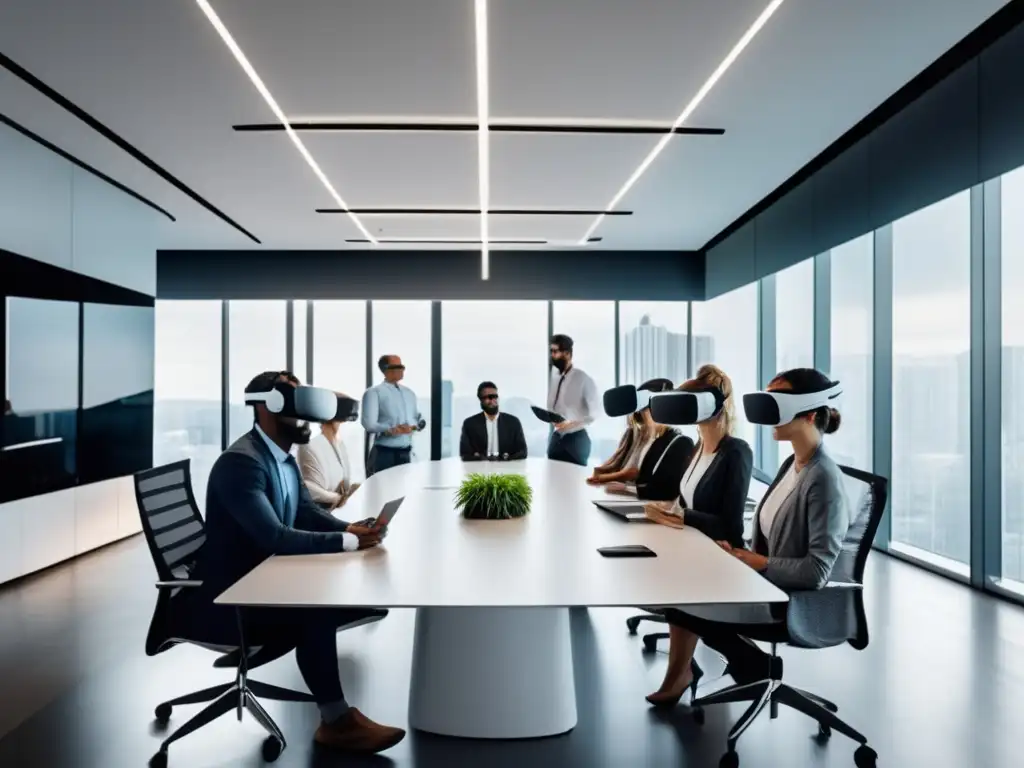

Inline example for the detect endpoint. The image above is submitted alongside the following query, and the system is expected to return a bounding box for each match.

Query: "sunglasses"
[385,364,406,371]
[480,394,499,401]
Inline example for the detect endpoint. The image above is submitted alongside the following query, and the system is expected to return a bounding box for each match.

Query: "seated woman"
[601,379,695,501]
[643,364,752,547]
[646,367,849,708]
[297,408,360,510]
[585,379,669,486]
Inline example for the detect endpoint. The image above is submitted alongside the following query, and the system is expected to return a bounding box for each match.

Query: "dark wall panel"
[704,221,755,298]
[157,249,705,301]
[810,140,871,254]
[868,61,980,228]
[979,22,1024,181]
[753,179,817,278]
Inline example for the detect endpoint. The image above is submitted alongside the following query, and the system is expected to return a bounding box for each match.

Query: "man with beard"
[458,381,528,461]
[175,371,406,755]
[547,334,598,466]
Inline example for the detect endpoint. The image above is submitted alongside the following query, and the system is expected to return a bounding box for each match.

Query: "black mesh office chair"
[689,464,886,768]
[136,460,383,766]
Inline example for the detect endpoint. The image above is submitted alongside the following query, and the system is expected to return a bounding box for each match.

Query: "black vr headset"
[602,378,674,418]
[244,383,359,423]
[648,387,726,425]
[742,381,842,426]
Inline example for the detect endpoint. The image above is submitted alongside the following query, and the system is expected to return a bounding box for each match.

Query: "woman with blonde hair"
[643,364,753,706]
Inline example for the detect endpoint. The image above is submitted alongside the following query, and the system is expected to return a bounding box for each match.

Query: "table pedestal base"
[408,607,577,739]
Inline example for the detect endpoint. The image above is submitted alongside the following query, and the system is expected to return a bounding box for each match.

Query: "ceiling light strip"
[475,0,490,280]
[578,0,787,244]
[194,0,376,243]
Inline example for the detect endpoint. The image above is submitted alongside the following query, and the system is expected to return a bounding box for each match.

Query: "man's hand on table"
[346,523,387,549]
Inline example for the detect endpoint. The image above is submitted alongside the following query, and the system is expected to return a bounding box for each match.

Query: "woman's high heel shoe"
[646,659,705,708]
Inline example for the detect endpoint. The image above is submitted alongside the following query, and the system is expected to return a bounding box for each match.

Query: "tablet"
[530,406,565,424]
[373,496,405,528]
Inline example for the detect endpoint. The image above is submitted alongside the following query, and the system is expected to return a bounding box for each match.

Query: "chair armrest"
[155,580,203,589]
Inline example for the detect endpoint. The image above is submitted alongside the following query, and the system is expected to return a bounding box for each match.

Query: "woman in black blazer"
[595,379,695,500]
[643,364,753,707]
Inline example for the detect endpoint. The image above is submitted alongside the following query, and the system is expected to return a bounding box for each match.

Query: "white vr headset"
[742,382,842,426]
[649,388,725,425]
[244,383,359,423]
[603,378,675,418]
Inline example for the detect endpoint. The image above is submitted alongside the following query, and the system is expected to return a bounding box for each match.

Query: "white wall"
[0,121,160,585]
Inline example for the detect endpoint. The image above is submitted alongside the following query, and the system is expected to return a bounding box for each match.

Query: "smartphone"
[597,545,656,558]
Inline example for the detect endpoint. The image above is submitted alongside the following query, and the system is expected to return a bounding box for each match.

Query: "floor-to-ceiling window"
[691,285,759,453]
[226,301,288,446]
[551,301,617,464]
[440,301,548,459]
[311,301,368,480]
[1001,166,1024,587]
[890,191,971,571]
[154,301,223,508]
[371,301,432,462]
[774,257,816,465]
[292,300,308,383]
[829,235,874,472]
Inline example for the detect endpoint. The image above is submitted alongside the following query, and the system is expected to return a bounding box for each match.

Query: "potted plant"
[454,473,532,520]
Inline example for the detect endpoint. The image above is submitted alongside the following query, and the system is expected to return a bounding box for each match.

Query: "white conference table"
[217,458,787,740]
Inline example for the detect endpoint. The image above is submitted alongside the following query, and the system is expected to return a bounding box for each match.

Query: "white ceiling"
[0,0,1011,252]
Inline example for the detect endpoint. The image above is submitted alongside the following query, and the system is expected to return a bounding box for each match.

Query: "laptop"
[591,500,650,522]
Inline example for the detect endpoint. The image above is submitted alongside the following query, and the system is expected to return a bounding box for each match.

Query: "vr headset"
[648,387,725,425]
[742,381,842,426]
[244,383,359,423]
[602,378,677,418]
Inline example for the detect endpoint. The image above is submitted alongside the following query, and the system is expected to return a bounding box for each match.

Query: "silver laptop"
[591,500,649,522]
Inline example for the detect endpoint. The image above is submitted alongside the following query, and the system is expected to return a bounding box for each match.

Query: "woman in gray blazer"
[647,367,850,708]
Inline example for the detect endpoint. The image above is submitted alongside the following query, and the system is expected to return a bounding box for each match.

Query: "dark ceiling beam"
[233,121,724,137]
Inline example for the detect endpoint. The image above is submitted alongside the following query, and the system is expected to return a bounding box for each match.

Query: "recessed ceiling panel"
[490,133,656,210]
[215,0,476,117]
[490,0,768,120]
[300,132,478,208]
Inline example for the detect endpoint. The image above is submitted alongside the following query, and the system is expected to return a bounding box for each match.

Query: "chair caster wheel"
[817,723,832,740]
[626,617,641,635]
[692,706,705,725]
[262,735,284,762]
[154,703,172,723]
[854,745,877,767]
[719,749,739,768]
[149,751,168,768]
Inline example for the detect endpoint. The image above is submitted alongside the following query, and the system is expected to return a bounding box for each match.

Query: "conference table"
[216,458,788,740]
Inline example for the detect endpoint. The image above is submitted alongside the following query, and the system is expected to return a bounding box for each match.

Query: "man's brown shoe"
[314,708,406,754]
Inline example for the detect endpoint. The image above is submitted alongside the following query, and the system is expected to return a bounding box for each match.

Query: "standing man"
[547,334,598,466]
[362,354,423,476]
[459,381,528,461]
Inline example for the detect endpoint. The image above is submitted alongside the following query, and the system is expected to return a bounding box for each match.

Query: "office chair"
[135,460,384,766]
[689,464,886,768]
[625,467,773,653]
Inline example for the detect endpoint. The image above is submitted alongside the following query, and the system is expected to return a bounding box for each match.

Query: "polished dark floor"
[0,537,1021,768]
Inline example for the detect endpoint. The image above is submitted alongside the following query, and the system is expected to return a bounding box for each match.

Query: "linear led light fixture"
[194,0,376,243]
[578,0,787,244]
[475,0,490,280]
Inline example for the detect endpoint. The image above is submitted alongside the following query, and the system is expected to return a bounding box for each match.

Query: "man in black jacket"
[459,381,528,461]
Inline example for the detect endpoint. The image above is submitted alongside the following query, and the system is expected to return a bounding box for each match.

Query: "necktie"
[283,456,298,526]
[553,373,566,410]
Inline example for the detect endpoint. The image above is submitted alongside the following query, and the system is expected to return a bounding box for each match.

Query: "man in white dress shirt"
[547,334,598,466]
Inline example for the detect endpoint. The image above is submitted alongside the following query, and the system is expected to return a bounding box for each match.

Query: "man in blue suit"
[179,371,405,755]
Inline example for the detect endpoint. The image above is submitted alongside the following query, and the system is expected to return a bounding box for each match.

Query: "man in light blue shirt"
[362,354,423,476]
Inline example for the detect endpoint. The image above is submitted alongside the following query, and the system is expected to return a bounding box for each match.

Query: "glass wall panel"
[890,191,971,569]
[829,236,874,472]
[311,301,368,480]
[227,301,288,447]
[154,300,222,508]
[774,258,816,466]
[440,301,548,459]
[1001,166,1024,585]
[691,285,759,453]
